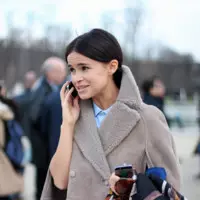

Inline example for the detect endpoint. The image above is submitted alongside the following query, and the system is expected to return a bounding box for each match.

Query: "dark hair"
[65,29,123,88]
[142,80,153,94]
[142,75,162,94]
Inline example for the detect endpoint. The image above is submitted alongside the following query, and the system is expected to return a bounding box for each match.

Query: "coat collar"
[74,65,143,180]
[117,65,142,108]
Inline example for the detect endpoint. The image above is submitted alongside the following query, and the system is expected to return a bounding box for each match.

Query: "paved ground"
[22,126,200,200]
[172,126,200,200]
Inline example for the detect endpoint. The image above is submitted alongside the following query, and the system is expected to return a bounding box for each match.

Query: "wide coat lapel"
[74,100,111,180]
[98,101,140,156]
[98,65,142,155]
[74,65,143,180]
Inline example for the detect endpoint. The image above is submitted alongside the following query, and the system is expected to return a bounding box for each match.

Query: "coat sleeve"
[0,102,14,120]
[142,104,181,191]
[41,169,67,200]
[0,151,24,196]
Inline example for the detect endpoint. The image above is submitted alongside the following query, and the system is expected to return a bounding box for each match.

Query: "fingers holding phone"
[67,82,78,98]
[109,173,120,195]
[60,81,80,126]
[109,164,136,197]
[66,82,79,109]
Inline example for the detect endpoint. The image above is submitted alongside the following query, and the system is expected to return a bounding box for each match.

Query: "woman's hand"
[109,173,120,195]
[60,81,80,127]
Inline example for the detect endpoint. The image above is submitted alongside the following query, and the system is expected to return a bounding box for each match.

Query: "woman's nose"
[72,74,84,84]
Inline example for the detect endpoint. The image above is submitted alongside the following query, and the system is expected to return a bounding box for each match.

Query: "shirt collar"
[93,102,112,117]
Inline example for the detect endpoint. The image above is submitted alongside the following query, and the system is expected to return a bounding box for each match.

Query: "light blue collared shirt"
[93,102,112,128]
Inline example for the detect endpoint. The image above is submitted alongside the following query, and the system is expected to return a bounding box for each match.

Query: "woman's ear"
[108,60,119,75]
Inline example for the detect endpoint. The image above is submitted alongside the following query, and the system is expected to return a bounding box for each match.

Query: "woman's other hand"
[109,173,120,195]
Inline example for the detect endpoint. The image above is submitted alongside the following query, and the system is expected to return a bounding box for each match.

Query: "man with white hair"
[41,57,67,86]
[29,57,67,200]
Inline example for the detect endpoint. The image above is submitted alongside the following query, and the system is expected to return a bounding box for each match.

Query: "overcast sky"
[0,0,200,61]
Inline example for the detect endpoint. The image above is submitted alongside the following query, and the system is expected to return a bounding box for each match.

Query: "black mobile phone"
[66,82,78,98]
[115,165,133,178]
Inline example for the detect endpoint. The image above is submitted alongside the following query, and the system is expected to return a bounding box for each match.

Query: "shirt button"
[70,170,76,178]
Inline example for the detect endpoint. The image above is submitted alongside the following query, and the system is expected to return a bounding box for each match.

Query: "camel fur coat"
[41,65,180,200]
[0,100,24,196]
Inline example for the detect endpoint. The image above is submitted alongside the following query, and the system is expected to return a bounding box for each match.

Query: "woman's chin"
[78,93,92,100]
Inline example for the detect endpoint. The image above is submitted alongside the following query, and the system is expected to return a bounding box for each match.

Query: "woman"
[141,76,172,127]
[142,76,166,113]
[0,82,23,200]
[41,29,180,200]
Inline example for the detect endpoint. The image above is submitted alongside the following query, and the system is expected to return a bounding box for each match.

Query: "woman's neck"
[92,81,119,110]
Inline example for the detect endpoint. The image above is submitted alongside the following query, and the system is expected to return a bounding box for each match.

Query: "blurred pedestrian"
[0,81,23,200]
[29,57,67,200]
[39,73,69,163]
[193,89,200,179]
[141,76,171,126]
[14,71,37,139]
[193,123,200,179]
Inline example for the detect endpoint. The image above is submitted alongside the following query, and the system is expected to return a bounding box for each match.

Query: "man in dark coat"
[39,85,63,163]
[14,71,37,139]
[29,57,67,200]
[39,75,70,163]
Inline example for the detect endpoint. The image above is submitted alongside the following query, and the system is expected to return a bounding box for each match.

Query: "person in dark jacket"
[39,77,69,164]
[141,76,171,126]
[14,71,37,139]
[29,57,67,200]
[40,91,62,161]
[142,76,165,112]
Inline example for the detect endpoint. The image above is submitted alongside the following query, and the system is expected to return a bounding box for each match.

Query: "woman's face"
[67,52,116,100]
[150,79,165,97]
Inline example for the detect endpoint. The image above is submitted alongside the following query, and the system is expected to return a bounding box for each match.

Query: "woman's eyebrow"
[68,63,89,68]
[77,63,89,66]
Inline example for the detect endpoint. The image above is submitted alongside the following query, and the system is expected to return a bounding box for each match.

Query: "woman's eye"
[69,68,75,73]
[82,66,89,71]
